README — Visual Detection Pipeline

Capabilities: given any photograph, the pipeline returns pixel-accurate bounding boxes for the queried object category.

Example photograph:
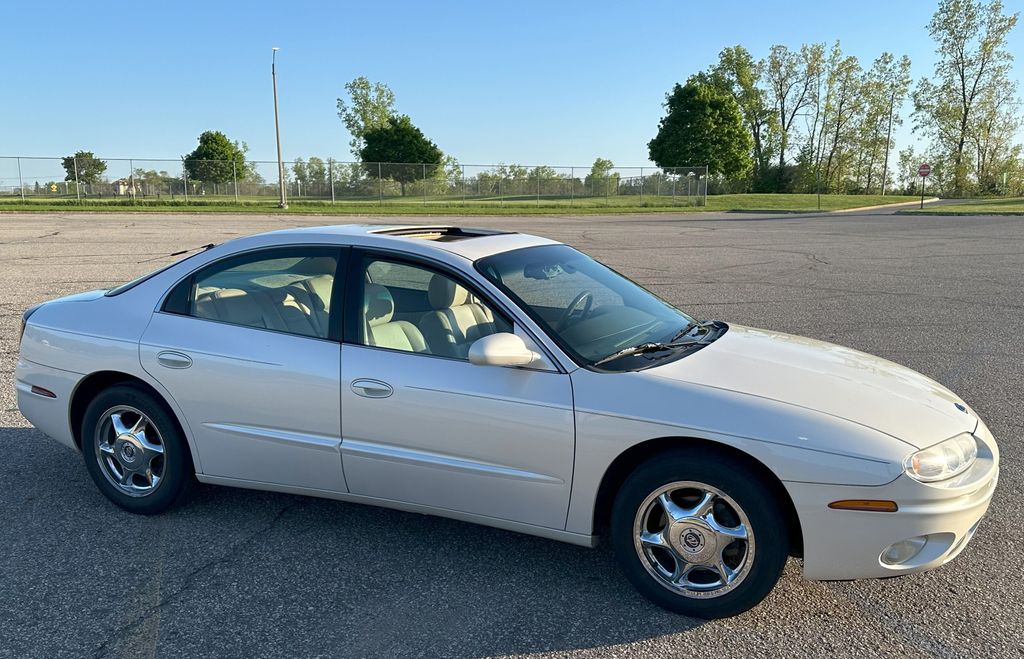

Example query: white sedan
[15,225,998,618]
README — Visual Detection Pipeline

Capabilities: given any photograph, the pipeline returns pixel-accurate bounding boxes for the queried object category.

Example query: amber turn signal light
[827,499,898,512]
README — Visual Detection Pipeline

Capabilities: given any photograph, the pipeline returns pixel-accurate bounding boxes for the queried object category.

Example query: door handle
[157,351,193,369]
[351,378,393,398]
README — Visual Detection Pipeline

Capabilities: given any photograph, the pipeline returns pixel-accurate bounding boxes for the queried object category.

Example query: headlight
[904,433,978,482]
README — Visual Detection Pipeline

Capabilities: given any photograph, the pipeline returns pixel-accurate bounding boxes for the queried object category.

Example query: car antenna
[138,243,216,264]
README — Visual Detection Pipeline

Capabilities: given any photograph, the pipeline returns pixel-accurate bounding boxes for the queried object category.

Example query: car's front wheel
[81,384,195,514]
[610,449,789,618]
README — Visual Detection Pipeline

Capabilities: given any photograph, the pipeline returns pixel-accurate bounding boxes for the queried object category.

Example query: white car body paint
[139,310,346,492]
[15,224,998,580]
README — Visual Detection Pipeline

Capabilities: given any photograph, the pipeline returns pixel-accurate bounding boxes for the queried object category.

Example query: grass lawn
[0,193,920,215]
[900,197,1024,215]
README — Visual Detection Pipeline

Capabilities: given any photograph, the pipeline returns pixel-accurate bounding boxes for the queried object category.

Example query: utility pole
[272,47,287,209]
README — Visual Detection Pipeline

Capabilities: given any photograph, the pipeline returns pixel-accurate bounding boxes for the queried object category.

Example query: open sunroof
[369,226,513,242]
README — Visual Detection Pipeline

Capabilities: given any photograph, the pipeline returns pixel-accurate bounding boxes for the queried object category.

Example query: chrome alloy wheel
[633,481,754,599]
[94,405,165,497]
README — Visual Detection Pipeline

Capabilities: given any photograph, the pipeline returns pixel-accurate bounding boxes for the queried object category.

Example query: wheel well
[69,371,184,451]
[592,437,803,557]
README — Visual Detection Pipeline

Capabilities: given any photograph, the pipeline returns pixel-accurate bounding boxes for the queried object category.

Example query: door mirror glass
[468,332,540,367]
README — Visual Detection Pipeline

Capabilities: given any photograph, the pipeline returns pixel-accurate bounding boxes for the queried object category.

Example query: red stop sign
[918,163,932,177]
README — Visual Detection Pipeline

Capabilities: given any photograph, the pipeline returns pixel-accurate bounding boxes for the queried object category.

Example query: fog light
[881,537,927,565]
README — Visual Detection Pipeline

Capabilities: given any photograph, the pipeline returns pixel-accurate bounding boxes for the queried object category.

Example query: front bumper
[786,423,999,580]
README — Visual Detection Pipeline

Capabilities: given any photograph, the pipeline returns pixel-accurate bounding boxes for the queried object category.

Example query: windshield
[477,244,695,369]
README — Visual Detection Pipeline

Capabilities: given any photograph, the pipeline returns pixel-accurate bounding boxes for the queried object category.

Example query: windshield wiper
[593,339,703,367]
[669,320,715,343]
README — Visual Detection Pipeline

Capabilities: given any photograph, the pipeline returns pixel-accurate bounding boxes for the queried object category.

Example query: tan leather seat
[364,283,429,353]
[419,274,497,358]
[195,279,329,338]
[286,275,333,336]
[195,288,273,329]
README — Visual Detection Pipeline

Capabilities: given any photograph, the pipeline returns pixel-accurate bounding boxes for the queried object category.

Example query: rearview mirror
[468,333,540,367]
[523,262,564,280]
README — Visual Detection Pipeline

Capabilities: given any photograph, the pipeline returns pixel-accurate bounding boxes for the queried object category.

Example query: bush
[752,165,800,193]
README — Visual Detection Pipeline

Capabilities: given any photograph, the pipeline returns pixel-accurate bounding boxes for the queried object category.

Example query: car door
[339,250,575,529]
[139,246,349,492]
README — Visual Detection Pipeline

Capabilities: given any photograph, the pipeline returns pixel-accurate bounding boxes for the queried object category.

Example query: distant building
[111,178,140,196]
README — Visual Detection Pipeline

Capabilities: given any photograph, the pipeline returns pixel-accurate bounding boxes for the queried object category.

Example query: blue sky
[2,0,1022,167]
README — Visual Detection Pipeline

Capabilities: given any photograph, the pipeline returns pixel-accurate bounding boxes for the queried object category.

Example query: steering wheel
[556,291,594,331]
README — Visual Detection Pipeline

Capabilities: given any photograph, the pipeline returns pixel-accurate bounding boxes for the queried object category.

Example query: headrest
[428,274,470,310]
[300,275,334,311]
[364,283,395,327]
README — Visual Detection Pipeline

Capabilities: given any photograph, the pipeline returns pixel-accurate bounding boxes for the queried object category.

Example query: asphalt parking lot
[1,208,1021,658]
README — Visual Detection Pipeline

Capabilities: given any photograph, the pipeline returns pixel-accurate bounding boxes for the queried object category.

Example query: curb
[895,209,1024,216]
[829,198,940,213]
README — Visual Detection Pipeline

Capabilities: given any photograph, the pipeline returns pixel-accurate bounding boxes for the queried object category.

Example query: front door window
[357,257,511,359]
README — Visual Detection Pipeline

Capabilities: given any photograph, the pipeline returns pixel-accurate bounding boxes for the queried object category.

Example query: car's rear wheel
[610,449,789,618]
[81,385,195,514]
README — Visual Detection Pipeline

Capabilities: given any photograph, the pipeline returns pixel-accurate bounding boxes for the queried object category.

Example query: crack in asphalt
[0,230,61,245]
[90,500,305,658]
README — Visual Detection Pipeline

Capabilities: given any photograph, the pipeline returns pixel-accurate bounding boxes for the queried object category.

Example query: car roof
[251,224,562,262]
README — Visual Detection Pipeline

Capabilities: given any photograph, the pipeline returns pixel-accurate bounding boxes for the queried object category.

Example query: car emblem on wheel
[682,529,704,552]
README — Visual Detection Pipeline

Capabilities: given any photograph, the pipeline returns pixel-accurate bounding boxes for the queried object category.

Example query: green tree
[503,164,530,181]
[328,160,367,195]
[875,54,913,194]
[530,165,558,180]
[500,164,531,197]
[802,42,878,194]
[337,77,396,159]
[1000,148,1024,195]
[292,157,309,188]
[648,81,753,179]
[969,82,1021,192]
[913,0,1019,196]
[306,157,328,193]
[360,115,443,195]
[132,168,178,195]
[817,47,864,192]
[697,46,778,185]
[895,146,921,194]
[183,131,251,184]
[852,53,913,194]
[584,158,620,195]
[529,165,563,195]
[588,158,614,179]
[765,44,822,175]
[61,151,107,184]
[293,157,330,196]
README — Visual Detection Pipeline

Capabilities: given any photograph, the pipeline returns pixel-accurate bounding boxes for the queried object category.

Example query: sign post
[918,163,931,209]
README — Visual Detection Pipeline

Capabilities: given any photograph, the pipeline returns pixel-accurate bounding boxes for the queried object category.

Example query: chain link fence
[0,156,708,207]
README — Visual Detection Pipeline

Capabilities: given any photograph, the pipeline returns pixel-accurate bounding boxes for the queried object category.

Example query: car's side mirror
[468,333,540,367]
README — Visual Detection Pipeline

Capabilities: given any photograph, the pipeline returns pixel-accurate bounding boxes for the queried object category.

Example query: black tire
[610,449,789,618]
[81,384,195,514]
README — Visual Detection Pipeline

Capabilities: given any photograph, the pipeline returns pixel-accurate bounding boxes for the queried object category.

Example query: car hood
[644,324,976,449]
